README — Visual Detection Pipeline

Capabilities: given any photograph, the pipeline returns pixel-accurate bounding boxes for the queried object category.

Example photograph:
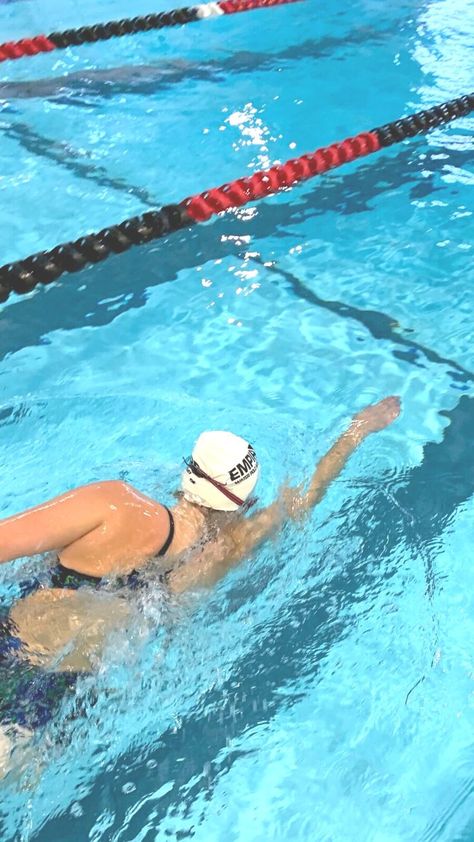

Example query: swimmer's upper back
[0,481,173,577]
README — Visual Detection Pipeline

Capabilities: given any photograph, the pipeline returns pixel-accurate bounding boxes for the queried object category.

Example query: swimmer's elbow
[278,486,313,520]
[0,534,39,565]
[0,521,33,563]
[0,535,45,565]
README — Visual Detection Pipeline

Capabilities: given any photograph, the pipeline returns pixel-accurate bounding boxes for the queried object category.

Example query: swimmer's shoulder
[166,512,271,595]
[80,480,169,521]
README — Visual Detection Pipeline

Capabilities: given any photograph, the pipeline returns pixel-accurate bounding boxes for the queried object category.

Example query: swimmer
[0,396,400,772]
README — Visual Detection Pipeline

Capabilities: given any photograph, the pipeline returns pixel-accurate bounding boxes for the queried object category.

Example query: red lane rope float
[0,93,472,302]
[185,131,380,222]
[0,0,301,63]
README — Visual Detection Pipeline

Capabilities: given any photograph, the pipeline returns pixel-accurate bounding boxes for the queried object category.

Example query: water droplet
[122,781,136,794]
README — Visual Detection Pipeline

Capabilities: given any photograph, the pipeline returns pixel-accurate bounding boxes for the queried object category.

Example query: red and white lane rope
[0,93,472,301]
[0,0,301,63]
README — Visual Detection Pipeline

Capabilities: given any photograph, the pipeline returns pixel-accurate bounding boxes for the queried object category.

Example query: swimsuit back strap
[157,506,175,557]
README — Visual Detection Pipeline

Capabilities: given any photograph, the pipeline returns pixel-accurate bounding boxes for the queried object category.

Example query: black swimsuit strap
[157,506,175,557]
[53,504,174,589]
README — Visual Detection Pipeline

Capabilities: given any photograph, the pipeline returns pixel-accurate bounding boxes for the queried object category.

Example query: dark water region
[0,23,407,103]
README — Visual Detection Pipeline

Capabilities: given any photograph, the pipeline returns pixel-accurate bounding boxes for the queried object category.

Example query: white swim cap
[181,431,259,512]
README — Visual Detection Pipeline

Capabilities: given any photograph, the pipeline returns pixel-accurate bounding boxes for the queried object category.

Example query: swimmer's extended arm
[0,481,123,564]
[243,396,401,544]
[168,397,401,593]
[242,396,401,542]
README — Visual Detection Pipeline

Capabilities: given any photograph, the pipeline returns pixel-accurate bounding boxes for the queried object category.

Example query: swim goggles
[183,456,248,508]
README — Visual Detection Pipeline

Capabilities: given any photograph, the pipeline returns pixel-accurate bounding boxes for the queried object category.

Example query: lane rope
[0,0,301,63]
[0,93,472,303]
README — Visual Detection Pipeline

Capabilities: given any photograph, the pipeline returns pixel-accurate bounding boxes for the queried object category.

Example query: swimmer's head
[181,431,259,512]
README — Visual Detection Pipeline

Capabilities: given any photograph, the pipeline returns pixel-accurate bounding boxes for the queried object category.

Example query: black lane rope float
[0,0,301,63]
[0,93,472,304]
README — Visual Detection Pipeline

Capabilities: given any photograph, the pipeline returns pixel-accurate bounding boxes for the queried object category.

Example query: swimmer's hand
[351,396,401,438]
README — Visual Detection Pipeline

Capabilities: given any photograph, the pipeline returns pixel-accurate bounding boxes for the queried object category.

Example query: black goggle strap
[183,456,245,507]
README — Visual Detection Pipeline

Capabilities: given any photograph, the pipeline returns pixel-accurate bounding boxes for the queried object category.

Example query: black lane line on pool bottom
[37,395,474,841]
[0,119,159,208]
[248,255,474,389]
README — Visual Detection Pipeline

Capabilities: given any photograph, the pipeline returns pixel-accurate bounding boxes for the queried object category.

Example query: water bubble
[122,781,136,794]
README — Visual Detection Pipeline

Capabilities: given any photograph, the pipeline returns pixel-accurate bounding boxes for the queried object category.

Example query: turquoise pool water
[0,0,473,838]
